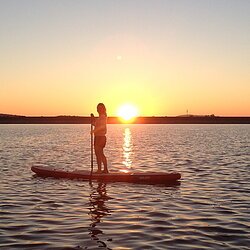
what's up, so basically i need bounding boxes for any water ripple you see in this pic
[0,124,249,249]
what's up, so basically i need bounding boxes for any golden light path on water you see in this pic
[122,127,132,170]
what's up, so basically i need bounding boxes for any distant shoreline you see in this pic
[0,115,249,124]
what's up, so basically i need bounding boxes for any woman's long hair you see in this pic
[97,103,107,117]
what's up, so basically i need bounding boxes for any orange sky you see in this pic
[1,1,249,116]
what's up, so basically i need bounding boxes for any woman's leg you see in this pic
[94,146,102,173]
[101,148,108,173]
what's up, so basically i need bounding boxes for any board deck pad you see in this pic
[31,165,181,184]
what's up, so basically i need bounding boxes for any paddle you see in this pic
[90,113,94,177]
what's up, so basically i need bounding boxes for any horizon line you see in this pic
[1,113,250,118]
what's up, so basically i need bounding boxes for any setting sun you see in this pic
[117,104,139,122]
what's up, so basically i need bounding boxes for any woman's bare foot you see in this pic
[95,170,102,174]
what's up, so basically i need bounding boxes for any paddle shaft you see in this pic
[90,115,94,175]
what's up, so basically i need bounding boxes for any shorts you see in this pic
[94,136,106,148]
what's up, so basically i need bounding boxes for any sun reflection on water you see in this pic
[122,127,133,169]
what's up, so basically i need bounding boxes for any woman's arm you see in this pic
[90,113,96,126]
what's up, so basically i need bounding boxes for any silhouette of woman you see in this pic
[91,103,108,174]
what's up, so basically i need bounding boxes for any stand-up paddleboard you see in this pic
[31,165,181,185]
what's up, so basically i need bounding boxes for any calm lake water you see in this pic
[0,124,249,250]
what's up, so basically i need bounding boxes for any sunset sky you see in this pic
[1,0,249,116]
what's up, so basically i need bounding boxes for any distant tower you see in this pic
[186,109,189,116]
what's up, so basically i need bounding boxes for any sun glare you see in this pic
[117,104,139,122]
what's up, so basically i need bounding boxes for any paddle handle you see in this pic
[90,114,94,175]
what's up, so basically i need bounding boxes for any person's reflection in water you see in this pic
[88,182,112,249]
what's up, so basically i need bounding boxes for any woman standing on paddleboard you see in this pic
[91,103,109,174]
